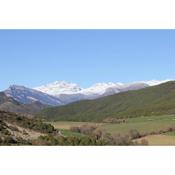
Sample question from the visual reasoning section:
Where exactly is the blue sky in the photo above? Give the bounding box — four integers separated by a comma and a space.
0, 30, 175, 90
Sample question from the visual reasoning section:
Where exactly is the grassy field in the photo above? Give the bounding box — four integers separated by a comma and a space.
60, 129, 86, 138
48, 115, 175, 136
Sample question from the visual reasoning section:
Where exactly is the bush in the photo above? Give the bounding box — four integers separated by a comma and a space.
129, 129, 141, 139
34, 135, 59, 145
79, 125, 97, 135
70, 125, 98, 135
103, 118, 127, 124
70, 126, 80, 133
112, 134, 134, 145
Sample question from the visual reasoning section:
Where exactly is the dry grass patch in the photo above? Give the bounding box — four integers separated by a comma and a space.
136, 135, 175, 146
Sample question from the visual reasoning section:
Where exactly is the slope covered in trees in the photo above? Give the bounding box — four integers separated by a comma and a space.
39, 81, 175, 122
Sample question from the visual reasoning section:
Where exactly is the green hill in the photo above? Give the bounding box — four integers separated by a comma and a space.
38, 81, 175, 122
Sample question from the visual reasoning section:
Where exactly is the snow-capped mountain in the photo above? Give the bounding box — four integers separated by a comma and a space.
4, 80, 171, 106
34, 80, 168, 104
143, 79, 172, 86
35, 81, 149, 96
79, 82, 149, 100
35, 81, 82, 95
80, 82, 123, 96
36, 80, 172, 103
4, 85, 62, 106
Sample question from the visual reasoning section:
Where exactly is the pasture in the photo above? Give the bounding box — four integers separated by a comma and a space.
48, 115, 175, 136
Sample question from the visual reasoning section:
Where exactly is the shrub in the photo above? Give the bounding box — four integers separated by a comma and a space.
92, 128, 104, 140
79, 125, 97, 135
112, 134, 134, 145
129, 129, 141, 139
35, 135, 59, 145
70, 125, 98, 135
70, 126, 80, 133
103, 118, 127, 124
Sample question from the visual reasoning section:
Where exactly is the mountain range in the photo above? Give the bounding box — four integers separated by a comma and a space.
0, 79, 171, 117
0, 92, 47, 116
33, 80, 171, 104
1, 80, 170, 106
38, 81, 175, 122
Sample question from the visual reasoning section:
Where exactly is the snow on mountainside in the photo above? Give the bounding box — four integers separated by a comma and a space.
35, 81, 152, 96
34, 80, 170, 104
4, 85, 62, 106
80, 82, 149, 100
80, 82, 123, 95
4, 80, 171, 107
35, 81, 82, 95
143, 79, 172, 86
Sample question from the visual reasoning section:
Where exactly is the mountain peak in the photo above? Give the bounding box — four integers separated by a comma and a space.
34, 79, 172, 98
9, 85, 26, 90
3, 79, 172, 106
35, 81, 82, 96
5, 85, 62, 106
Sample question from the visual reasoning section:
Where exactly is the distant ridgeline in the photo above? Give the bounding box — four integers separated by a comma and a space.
38, 81, 175, 122
0, 92, 47, 116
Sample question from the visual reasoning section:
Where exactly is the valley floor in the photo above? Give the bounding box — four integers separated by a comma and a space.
48, 115, 175, 146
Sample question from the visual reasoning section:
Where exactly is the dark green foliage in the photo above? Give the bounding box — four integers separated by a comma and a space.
32, 135, 103, 146
33, 134, 122, 146
39, 81, 175, 122
18, 119, 55, 133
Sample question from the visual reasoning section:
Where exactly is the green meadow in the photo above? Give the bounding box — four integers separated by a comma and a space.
48, 115, 175, 136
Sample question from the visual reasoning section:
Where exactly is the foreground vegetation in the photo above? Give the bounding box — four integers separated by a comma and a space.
49, 115, 175, 145
0, 110, 57, 145
2, 110, 175, 145
0, 110, 142, 146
